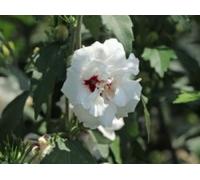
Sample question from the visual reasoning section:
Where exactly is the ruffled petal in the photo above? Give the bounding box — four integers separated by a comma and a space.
99, 104, 117, 127
71, 47, 93, 72
61, 38, 142, 130
116, 99, 140, 118
82, 89, 108, 117
122, 80, 142, 101
111, 118, 124, 130
98, 118, 124, 140
113, 87, 128, 107
98, 126, 116, 141
73, 105, 100, 129
104, 39, 126, 62
126, 53, 139, 75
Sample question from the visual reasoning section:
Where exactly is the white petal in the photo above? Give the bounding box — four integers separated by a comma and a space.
82, 89, 108, 117
98, 118, 124, 140
81, 60, 109, 81
113, 87, 128, 107
61, 68, 80, 104
122, 80, 142, 101
111, 118, 124, 130
116, 99, 140, 118
104, 39, 126, 62
61, 68, 89, 105
109, 53, 140, 80
98, 126, 116, 141
71, 46, 95, 72
92, 41, 108, 60
100, 104, 117, 127
127, 53, 139, 75
73, 105, 100, 129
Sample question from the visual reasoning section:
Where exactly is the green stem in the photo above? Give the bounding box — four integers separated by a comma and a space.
75, 15, 83, 50
158, 100, 178, 163
71, 15, 83, 52
46, 93, 52, 132
64, 97, 69, 130
65, 15, 82, 131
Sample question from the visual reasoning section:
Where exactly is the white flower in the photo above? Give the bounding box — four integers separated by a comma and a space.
62, 38, 142, 129
98, 118, 124, 141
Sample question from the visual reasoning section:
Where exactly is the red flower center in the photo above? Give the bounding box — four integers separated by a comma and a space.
84, 75, 100, 92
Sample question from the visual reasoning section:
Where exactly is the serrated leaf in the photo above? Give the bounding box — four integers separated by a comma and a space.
101, 15, 134, 53
0, 91, 29, 136
83, 16, 102, 40
110, 136, 122, 163
56, 137, 70, 151
142, 46, 177, 77
141, 95, 151, 142
173, 91, 200, 104
41, 139, 96, 164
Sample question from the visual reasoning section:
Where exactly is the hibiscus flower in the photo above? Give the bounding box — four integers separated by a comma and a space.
62, 38, 142, 129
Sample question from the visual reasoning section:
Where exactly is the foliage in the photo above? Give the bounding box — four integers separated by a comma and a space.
173, 91, 200, 104
142, 46, 177, 77
0, 138, 33, 164
0, 15, 200, 164
41, 136, 96, 164
101, 15, 134, 53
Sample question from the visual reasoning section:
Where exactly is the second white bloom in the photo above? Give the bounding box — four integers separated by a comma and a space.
62, 38, 142, 129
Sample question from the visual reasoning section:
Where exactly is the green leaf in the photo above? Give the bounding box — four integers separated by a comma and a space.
95, 144, 109, 159
83, 16, 102, 40
110, 136, 122, 163
168, 16, 191, 33
0, 91, 29, 136
56, 136, 70, 151
141, 95, 151, 142
127, 118, 139, 138
41, 138, 96, 164
32, 44, 66, 118
186, 137, 200, 157
101, 15, 134, 53
86, 130, 110, 159
91, 130, 112, 144
173, 91, 200, 104
32, 71, 55, 119
142, 46, 177, 77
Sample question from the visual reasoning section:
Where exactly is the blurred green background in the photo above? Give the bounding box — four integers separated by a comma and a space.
0, 15, 200, 164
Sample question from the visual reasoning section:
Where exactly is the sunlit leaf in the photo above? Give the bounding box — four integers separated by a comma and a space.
173, 91, 200, 104
87, 130, 110, 159
41, 138, 96, 164
83, 16, 102, 40
186, 137, 200, 157
101, 15, 134, 53
110, 136, 122, 163
142, 46, 177, 77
